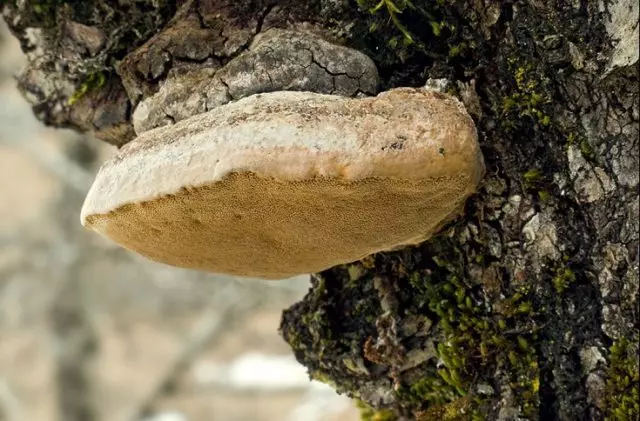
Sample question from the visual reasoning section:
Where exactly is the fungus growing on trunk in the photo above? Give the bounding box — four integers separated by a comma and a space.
81, 88, 484, 279
131, 28, 380, 134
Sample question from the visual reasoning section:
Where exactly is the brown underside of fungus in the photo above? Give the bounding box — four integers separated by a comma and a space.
81, 88, 485, 279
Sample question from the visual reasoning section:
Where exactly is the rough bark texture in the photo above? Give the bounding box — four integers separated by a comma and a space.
1, 1, 638, 420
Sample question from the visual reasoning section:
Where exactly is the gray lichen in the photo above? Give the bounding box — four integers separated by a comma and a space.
132, 28, 380, 134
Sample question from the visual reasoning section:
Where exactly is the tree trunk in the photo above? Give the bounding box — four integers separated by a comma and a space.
2, 1, 637, 420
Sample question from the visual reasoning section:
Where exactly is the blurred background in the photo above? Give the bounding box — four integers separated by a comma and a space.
0, 18, 359, 421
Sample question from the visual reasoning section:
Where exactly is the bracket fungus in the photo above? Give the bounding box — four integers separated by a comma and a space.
132, 28, 380, 134
81, 88, 485, 279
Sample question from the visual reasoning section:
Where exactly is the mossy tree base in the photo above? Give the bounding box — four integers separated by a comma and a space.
281, 232, 543, 420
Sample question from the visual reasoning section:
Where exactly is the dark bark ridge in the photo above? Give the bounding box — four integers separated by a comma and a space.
1, 1, 638, 420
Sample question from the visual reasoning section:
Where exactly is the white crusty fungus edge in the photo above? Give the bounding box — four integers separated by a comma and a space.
81, 88, 482, 223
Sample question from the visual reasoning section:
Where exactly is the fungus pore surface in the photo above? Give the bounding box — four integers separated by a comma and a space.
81, 88, 484, 279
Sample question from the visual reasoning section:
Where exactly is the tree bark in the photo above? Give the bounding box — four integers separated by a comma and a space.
2, 1, 637, 420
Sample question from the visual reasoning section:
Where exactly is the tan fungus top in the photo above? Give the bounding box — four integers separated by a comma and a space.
81, 88, 485, 279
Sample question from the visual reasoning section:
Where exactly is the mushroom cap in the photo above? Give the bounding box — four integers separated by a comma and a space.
81, 88, 484, 279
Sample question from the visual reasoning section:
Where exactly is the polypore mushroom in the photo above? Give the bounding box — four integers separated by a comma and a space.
81, 88, 485, 279
132, 28, 380, 134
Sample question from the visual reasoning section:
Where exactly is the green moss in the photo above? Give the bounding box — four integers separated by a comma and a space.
605, 338, 640, 420
430, 20, 455, 37
578, 141, 595, 160
357, 0, 416, 43
397, 250, 540, 418
68, 71, 107, 105
522, 168, 553, 202
500, 62, 552, 128
537, 190, 551, 202
310, 370, 338, 388
566, 132, 597, 163
551, 267, 576, 294
448, 42, 467, 58
356, 400, 397, 421
355, 0, 461, 63
352, 0, 478, 70
416, 396, 475, 420
348, 265, 365, 282
523, 168, 543, 188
